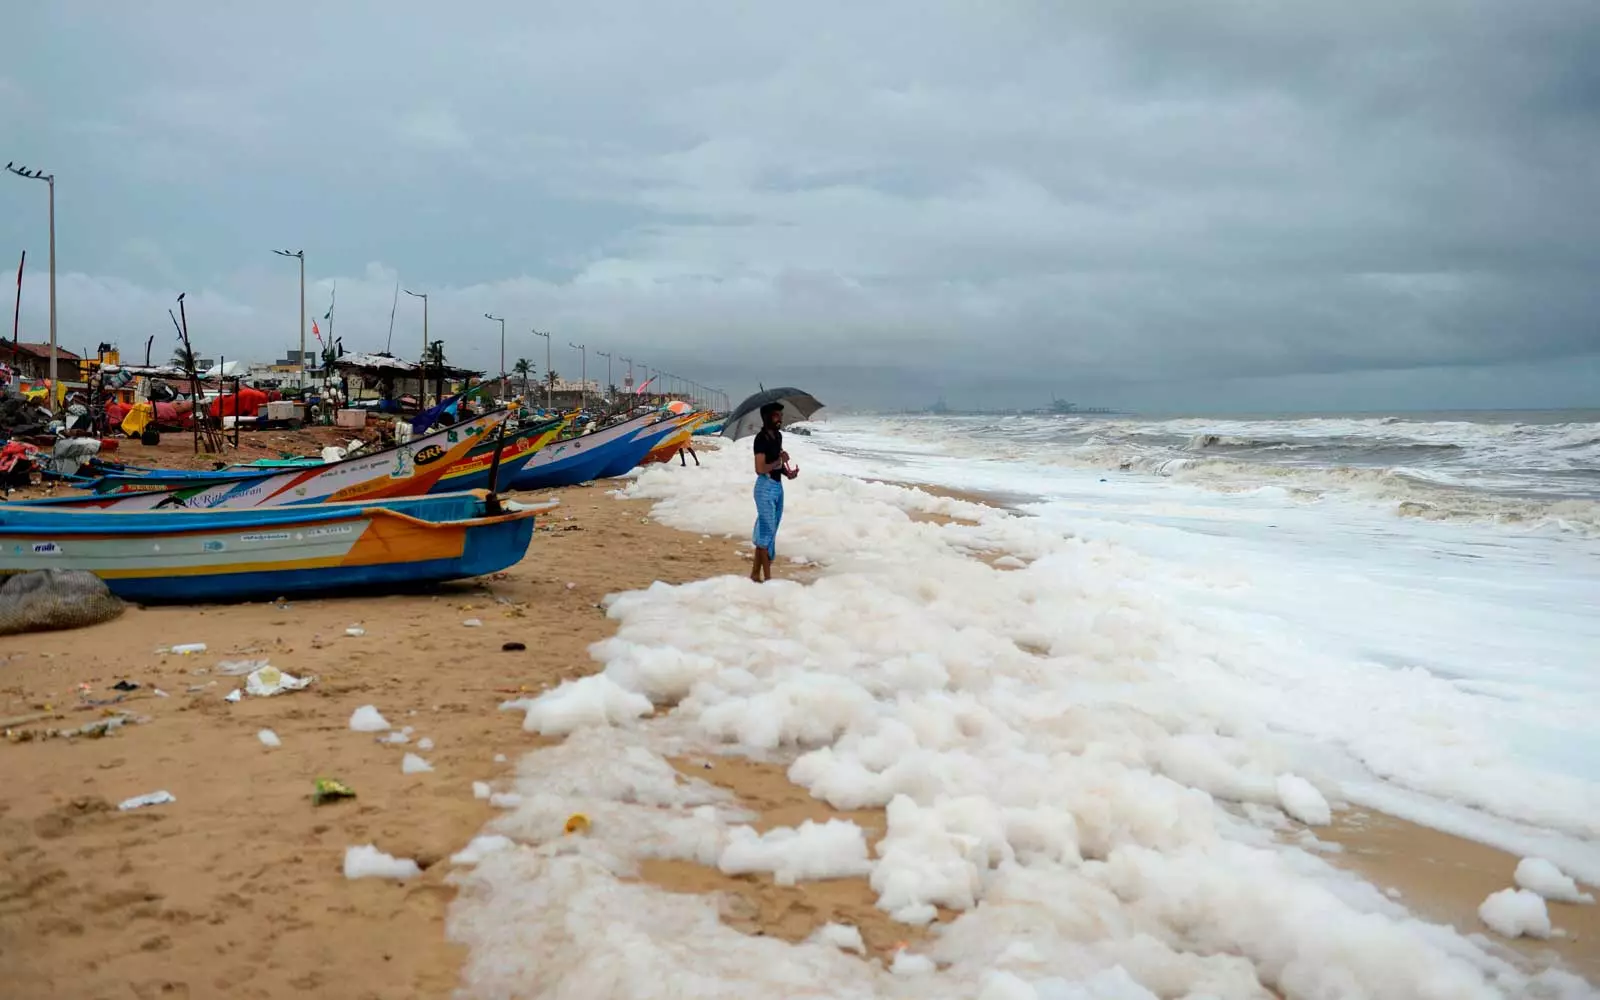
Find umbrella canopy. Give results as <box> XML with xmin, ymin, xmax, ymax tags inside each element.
<box><xmin>720</xmin><ymin>387</ymin><xmax>825</xmax><ymax>440</ymax></box>
<box><xmin>662</xmin><ymin>399</ymin><xmax>694</xmax><ymax>415</ymax></box>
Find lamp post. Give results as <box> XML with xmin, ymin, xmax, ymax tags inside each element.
<box><xmin>531</xmin><ymin>329</ymin><xmax>551</xmax><ymax>409</ymax></box>
<box><xmin>484</xmin><ymin>313</ymin><xmax>506</xmax><ymax>398</ymax></box>
<box><xmin>619</xmin><ymin>355</ymin><xmax>634</xmax><ymax>397</ymax></box>
<box><xmin>271</xmin><ymin>248</ymin><xmax>305</xmax><ymax>390</ymax></box>
<box><xmin>7</xmin><ymin>162</ymin><xmax>57</xmax><ymax>413</ymax></box>
<box><xmin>594</xmin><ymin>350</ymin><xmax>612</xmax><ymax>405</ymax></box>
<box><xmin>568</xmin><ymin>342</ymin><xmax>587</xmax><ymax>408</ymax></box>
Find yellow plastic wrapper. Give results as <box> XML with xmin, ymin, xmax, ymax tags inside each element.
<box><xmin>563</xmin><ymin>812</ymin><xmax>590</xmax><ymax>835</ymax></box>
<box><xmin>312</xmin><ymin>777</ymin><xmax>356</xmax><ymax>806</ymax></box>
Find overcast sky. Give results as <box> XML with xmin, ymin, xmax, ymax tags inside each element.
<box><xmin>3</xmin><ymin>1</ymin><xmax>1598</xmax><ymax>412</ymax></box>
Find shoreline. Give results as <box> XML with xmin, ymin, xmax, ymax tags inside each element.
<box><xmin>3</xmin><ymin>461</ymin><xmax>1594</xmax><ymax>993</ymax></box>
<box><xmin>873</xmin><ymin>476</ymin><xmax>1599</xmax><ymax>981</ymax></box>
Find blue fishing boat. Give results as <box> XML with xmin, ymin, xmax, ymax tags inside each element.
<box><xmin>508</xmin><ymin>412</ymin><xmax>660</xmax><ymax>491</ymax></box>
<box><xmin>592</xmin><ymin>415</ymin><xmax>694</xmax><ymax>479</ymax></box>
<box><xmin>0</xmin><ymin>490</ymin><xmax>547</xmax><ymax>603</ymax></box>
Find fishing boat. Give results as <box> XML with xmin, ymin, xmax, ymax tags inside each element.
<box><xmin>592</xmin><ymin>413</ymin><xmax>700</xmax><ymax>478</ymax></box>
<box><xmin>508</xmin><ymin>411</ymin><xmax>663</xmax><ymax>490</ymax></box>
<box><xmin>638</xmin><ymin>413</ymin><xmax>712</xmax><ymax>466</ymax></box>
<box><xmin>692</xmin><ymin>417</ymin><xmax>726</xmax><ymax>437</ymax></box>
<box><xmin>0</xmin><ymin>490</ymin><xmax>546</xmax><ymax>602</ymax></box>
<box><xmin>426</xmin><ymin>415</ymin><xmax>566</xmax><ymax>494</ymax></box>
<box><xmin>14</xmin><ymin>412</ymin><xmax>509</xmax><ymax>511</ymax></box>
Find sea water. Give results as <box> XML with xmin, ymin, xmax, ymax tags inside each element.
<box><xmin>447</xmin><ymin>411</ymin><xmax>1599</xmax><ymax>999</ymax></box>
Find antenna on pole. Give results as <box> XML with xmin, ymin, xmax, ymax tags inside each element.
<box><xmin>384</xmin><ymin>276</ymin><xmax>399</xmax><ymax>352</ymax></box>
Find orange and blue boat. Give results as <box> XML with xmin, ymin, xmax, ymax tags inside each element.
<box><xmin>0</xmin><ymin>490</ymin><xmax>547</xmax><ymax>603</ymax></box>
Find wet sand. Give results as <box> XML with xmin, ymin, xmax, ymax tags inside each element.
<box><xmin>1</xmin><ymin>464</ymin><xmax>1593</xmax><ymax>996</ymax></box>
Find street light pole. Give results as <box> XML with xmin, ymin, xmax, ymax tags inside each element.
<box><xmin>484</xmin><ymin>313</ymin><xmax>506</xmax><ymax>397</ymax></box>
<box><xmin>404</xmin><ymin>289</ymin><xmax>429</xmax><ymax>401</ymax></box>
<box><xmin>594</xmin><ymin>350</ymin><xmax>612</xmax><ymax>404</ymax></box>
<box><xmin>531</xmin><ymin>329</ymin><xmax>551</xmax><ymax>409</ymax></box>
<box><xmin>272</xmin><ymin>248</ymin><xmax>306</xmax><ymax>390</ymax></box>
<box><xmin>5</xmin><ymin>162</ymin><xmax>57</xmax><ymax>412</ymax></box>
<box><xmin>568</xmin><ymin>342</ymin><xmax>587</xmax><ymax>408</ymax></box>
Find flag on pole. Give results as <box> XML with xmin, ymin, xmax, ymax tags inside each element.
<box><xmin>635</xmin><ymin>376</ymin><xmax>656</xmax><ymax>395</ymax></box>
<box><xmin>312</xmin><ymin>318</ymin><xmax>324</xmax><ymax>343</ymax></box>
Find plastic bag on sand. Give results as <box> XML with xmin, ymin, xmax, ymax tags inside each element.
<box><xmin>245</xmin><ymin>664</ymin><xmax>313</xmax><ymax>697</ymax></box>
<box><xmin>312</xmin><ymin>778</ymin><xmax>356</xmax><ymax>805</ymax></box>
<box><xmin>118</xmin><ymin>790</ymin><xmax>175</xmax><ymax>810</ymax></box>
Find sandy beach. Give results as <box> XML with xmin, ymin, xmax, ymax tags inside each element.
<box><xmin>2</xmin><ymin>451</ymin><xmax>1595</xmax><ymax>997</ymax></box>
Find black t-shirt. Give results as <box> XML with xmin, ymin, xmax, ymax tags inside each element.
<box><xmin>754</xmin><ymin>428</ymin><xmax>783</xmax><ymax>481</ymax></box>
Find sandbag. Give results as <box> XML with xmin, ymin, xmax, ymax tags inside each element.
<box><xmin>0</xmin><ymin>569</ymin><xmax>126</xmax><ymax>636</ymax></box>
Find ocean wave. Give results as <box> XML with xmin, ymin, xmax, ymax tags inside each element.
<box><xmin>823</xmin><ymin>413</ymin><xmax>1600</xmax><ymax>537</ymax></box>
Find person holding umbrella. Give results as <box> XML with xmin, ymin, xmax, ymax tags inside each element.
<box><xmin>751</xmin><ymin>401</ymin><xmax>798</xmax><ymax>582</ymax></box>
<box><xmin>722</xmin><ymin>387</ymin><xmax>825</xmax><ymax>583</ymax></box>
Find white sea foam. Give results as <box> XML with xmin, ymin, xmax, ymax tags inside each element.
<box><xmin>448</xmin><ymin>441</ymin><xmax>1600</xmax><ymax>998</ymax></box>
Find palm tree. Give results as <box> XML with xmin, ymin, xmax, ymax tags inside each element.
<box><xmin>545</xmin><ymin>369</ymin><xmax>560</xmax><ymax>391</ymax></box>
<box><xmin>512</xmin><ymin>358</ymin><xmax>534</xmax><ymax>396</ymax></box>
<box><xmin>424</xmin><ymin>340</ymin><xmax>447</xmax><ymax>402</ymax></box>
<box><xmin>171</xmin><ymin>345</ymin><xmax>198</xmax><ymax>372</ymax></box>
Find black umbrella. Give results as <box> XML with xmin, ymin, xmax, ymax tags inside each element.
<box><xmin>720</xmin><ymin>387</ymin><xmax>825</xmax><ymax>440</ymax></box>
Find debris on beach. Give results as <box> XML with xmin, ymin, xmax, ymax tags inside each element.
<box><xmin>342</xmin><ymin>844</ymin><xmax>420</xmax><ymax>880</ymax></box>
<box><xmin>244</xmin><ymin>664</ymin><xmax>313</xmax><ymax>697</ymax></box>
<box><xmin>217</xmin><ymin>659</ymin><xmax>268</xmax><ymax>676</ymax></box>
<box><xmin>0</xmin><ymin>569</ymin><xmax>126</xmax><ymax>636</ymax></box>
<box><xmin>417</xmin><ymin>737</ymin><xmax>434</xmax><ymax>751</ymax></box>
<box><xmin>224</xmin><ymin>689</ymin><xmax>242</xmax><ymax>703</ymax></box>
<box><xmin>501</xmin><ymin>641</ymin><xmax>527</xmax><ymax>652</ymax></box>
<box><xmin>312</xmin><ymin>778</ymin><xmax>356</xmax><ymax>805</ymax></box>
<box><xmin>257</xmin><ymin>729</ymin><xmax>281</xmax><ymax>748</ymax></box>
<box><xmin>164</xmin><ymin>643</ymin><xmax>207</xmax><ymax>655</ymax></box>
<box><xmin>401</xmin><ymin>753</ymin><xmax>433</xmax><ymax>774</ymax></box>
<box><xmin>563</xmin><ymin>812</ymin><xmax>590</xmax><ymax>835</ymax></box>
<box><xmin>348</xmin><ymin>705</ymin><xmax>390</xmax><ymax>732</ymax></box>
<box><xmin>118</xmin><ymin>790</ymin><xmax>176</xmax><ymax>811</ymax></box>
<box><xmin>472</xmin><ymin>781</ymin><xmax>492</xmax><ymax>800</ymax></box>
<box><xmin>462</xmin><ymin>618</ymin><xmax>483</xmax><ymax>627</ymax></box>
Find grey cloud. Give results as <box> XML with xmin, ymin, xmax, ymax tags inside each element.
<box><xmin>3</xmin><ymin>0</ymin><xmax>1598</xmax><ymax>412</ymax></box>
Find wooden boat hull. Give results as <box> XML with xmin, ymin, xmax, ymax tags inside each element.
<box><xmin>0</xmin><ymin>491</ymin><xmax>538</xmax><ymax>602</ymax></box>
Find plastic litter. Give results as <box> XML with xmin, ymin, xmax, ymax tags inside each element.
<box><xmin>111</xmin><ymin>680</ymin><xmax>140</xmax><ymax>691</ymax></box>
<box><xmin>312</xmin><ymin>777</ymin><xmax>356</xmax><ymax>805</ymax></box>
<box><xmin>349</xmin><ymin>705</ymin><xmax>390</xmax><ymax>732</ymax></box>
<box><xmin>417</xmin><ymin>737</ymin><xmax>434</xmax><ymax>751</ymax></box>
<box><xmin>345</xmin><ymin>626</ymin><xmax>366</xmax><ymax>637</ymax></box>
<box><xmin>118</xmin><ymin>790</ymin><xmax>176</xmax><ymax>811</ymax></box>
<box><xmin>563</xmin><ymin>812</ymin><xmax>591</xmax><ymax>835</ymax></box>
<box><xmin>167</xmin><ymin>643</ymin><xmax>207</xmax><ymax>655</ymax></box>
<box><xmin>217</xmin><ymin>659</ymin><xmax>269</xmax><ymax>676</ymax></box>
<box><xmin>224</xmin><ymin>689</ymin><xmax>243</xmax><ymax>703</ymax></box>
<box><xmin>502</xmin><ymin>641</ymin><xmax>526</xmax><ymax>652</ymax></box>
<box><xmin>462</xmin><ymin>618</ymin><xmax>483</xmax><ymax>627</ymax></box>
<box><xmin>244</xmin><ymin>664</ymin><xmax>313</xmax><ymax>697</ymax></box>
<box><xmin>258</xmin><ymin>729</ymin><xmax>281</xmax><ymax>748</ymax></box>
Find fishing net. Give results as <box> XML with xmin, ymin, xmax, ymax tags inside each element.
<box><xmin>0</xmin><ymin>569</ymin><xmax>126</xmax><ymax>636</ymax></box>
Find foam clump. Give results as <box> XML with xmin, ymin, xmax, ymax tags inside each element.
<box><xmin>473</xmin><ymin>781</ymin><xmax>492</xmax><ymax>800</ymax></box>
<box><xmin>1275</xmin><ymin>774</ymin><xmax>1332</xmax><ymax>826</ymax></box>
<box><xmin>807</xmin><ymin>922</ymin><xmax>865</xmax><ymax>954</ymax></box>
<box><xmin>717</xmin><ymin>820</ymin><xmax>873</xmax><ymax>886</ymax></box>
<box><xmin>1478</xmin><ymin>888</ymin><xmax>1552</xmax><ymax>939</ymax></box>
<box><xmin>506</xmin><ymin>674</ymin><xmax>651</xmax><ymax>735</ymax></box>
<box><xmin>451</xmin><ymin>835</ymin><xmax>515</xmax><ymax>866</ymax></box>
<box><xmin>257</xmin><ymin>729</ymin><xmax>281</xmax><ymax>748</ymax></box>
<box><xmin>349</xmin><ymin>705</ymin><xmax>390</xmax><ymax>732</ymax></box>
<box><xmin>890</xmin><ymin>950</ymin><xmax>935</xmax><ymax>976</ymax></box>
<box><xmin>1514</xmin><ymin>857</ymin><xmax>1595</xmax><ymax>904</ymax></box>
<box><xmin>343</xmin><ymin>844</ymin><xmax>420</xmax><ymax>880</ymax></box>
<box><xmin>402</xmin><ymin>753</ymin><xmax>434</xmax><ymax>774</ymax></box>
